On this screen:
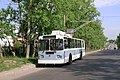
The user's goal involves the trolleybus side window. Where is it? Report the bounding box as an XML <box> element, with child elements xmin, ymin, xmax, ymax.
<box><xmin>77</xmin><ymin>40</ymin><xmax>80</xmax><ymax>48</ymax></box>
<box><xmin>74</xmin><ymin>39</ymin><xmax>78</xmax><ymax>48</ymax></box>
<box><xmin>69</xmin><ymin>39</ymin><xmax>74</xmax><ymax>48</ymax></box>
<box><xmin>81</xmin><ymin>41</ymin><xmax>85</xmax><ymax>48</ymax></box>
<box><xmin>67</xmin><ymin>38</ymin><xmax>70</xmax><ymax>48</ymax></box>
<box><xmin>64</xmin><ymin>39</ymin><xmax>69</xmax><ymax>49</ymax></box>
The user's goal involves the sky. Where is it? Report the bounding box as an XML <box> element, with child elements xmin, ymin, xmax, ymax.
<box><xmin>0</xmin><ymin>0</ymin><xmax>10</xmax><ymax>9</ymax></box>
<box><xmin>94</xmin><ymin>0</ymin><xmax>120</xmax><ymax>40</ymax></box>
<box><xmin>0</xmin><ymin>0</ymin><xmax>120</xmax><ymax>40</ymax></box>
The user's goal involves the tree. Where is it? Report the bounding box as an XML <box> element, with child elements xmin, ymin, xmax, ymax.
<box><xmin>116</xmin><ymin>33</ymin><xmax>120</xmax><ymax>49</ymax></box>
<box><xmin>0</xmin><ymin>7</ymin><xmax>16</xmax><ymax>57</ymax></box>
<box><xmin>2</xmin><ymin>0</ymin><xmax>106</xmax><ymax>58</ymax></box>
<box><xmin>108</xmin><ymin>40</ymin><xmax>115</xmax><ymax>43</ymax></box>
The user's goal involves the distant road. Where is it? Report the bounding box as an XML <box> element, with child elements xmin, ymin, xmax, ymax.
<box><xmin>107</xmin><ymin>43</ymin><xmax>118</xmax><ymax>50</ymax></box>
<box><xmin>16</xmin><ymin>50</ymin><xmax>120</xmax><ymax>80</ymax></box>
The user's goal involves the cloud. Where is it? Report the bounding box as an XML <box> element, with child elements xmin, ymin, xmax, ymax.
<box><xmin>94</xmin><ymin>0</ymin><xmax>120</xmax><ymax>8</ymax></box>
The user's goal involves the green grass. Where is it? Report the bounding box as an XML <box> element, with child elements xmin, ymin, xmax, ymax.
<box><xmin>86</xmin><ymin>49</ymin><xmax>100</xmax><ymax>52</ymax></box>
<box><xmin>0</xmin><ymin>57</ymin><xmax>29</xmax><ymax>72</ymax></box>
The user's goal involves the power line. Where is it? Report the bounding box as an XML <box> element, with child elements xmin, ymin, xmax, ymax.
<box><xmin>98</xmin><ymin>16</ymin><xmax>120</xmax><ymax>22</ymax></box>
<box><xmin>100</xmin><ymin>16</ymin><xmax>120</xmax><ymax>17</ymax></box>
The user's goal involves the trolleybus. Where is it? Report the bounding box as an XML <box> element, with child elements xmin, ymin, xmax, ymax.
<box><xmin>38</xmin><ymin>30</ymin><xmax>85</xmax><ymax>64</ymax></box>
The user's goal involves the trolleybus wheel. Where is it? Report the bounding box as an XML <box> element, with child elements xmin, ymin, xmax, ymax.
<box><xmin>79</xmin><ymin>52</ymin><xmax>82</xmax><ymax>60</ymax></box>
<box><xmin>68</xmin><ymin>54</ymin><xmax>72</xmax><ymax>64</ymax></box>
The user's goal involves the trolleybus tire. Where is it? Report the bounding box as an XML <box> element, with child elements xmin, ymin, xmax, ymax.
<box><xmin>79</xmin><ymin>52</ymin><xmax>82</xmax><ymax>60</ymax></box>
<box><xmin>68</xmin><ymin>54</ymin><xmax>72</xmax><ymax>64</ymax></box>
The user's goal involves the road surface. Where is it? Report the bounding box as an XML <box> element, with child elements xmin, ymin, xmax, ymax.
<box><xmin>16</xmin><ymin>50</ymin><xmax>120</xmax><ymax>80</ymax></box>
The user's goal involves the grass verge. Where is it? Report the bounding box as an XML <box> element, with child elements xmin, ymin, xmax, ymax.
<box><xmin>86</xmin><ymin>49</ymin><xmax>100</xmax><ymax>52</ymax></box>
<box><xmin>0</xmin><ymin>57</ymin><xmax>30</xmax><ymax>72</ymax></box>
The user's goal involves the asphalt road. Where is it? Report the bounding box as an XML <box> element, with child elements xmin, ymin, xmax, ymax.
<box><xmin>16</xmin><ymin>50</ymin><xmax>120</xmax><ymax>80</ymax></box>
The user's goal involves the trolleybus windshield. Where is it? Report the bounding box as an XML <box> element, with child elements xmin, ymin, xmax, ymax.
<box><xmin>40</xmin><ymin>39</ymin><xmax>63</xmax><ymax>50</ymax></box>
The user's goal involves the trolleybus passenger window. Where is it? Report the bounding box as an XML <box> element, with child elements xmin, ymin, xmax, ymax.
<box><xmin>64</xmin><ymin>39</ymin><xmax>69</xmax><ymax>49</ymax></box>
<box><xmin>70</xmin><ymin>39</ymin><xmax>74</xmax><ymax>48</ymax></box>
<box><xmin>77</xmin><ymin>40</ymin><xmax>80</xmax><ymax>48</ymax></box>
<box><xmin>75</xmin><ymin>39</ymin><xmax>77</xmax><ymax>48</ymax></box>
<box><xmin>81</xmin><ymin>41</ymin><xmax>84</xmax><ymax>48</ymax></box>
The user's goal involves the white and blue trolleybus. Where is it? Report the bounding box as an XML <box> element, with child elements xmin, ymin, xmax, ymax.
<box><xmin>38</xmin><ymin>30</ymin><xmax>85</xmax><ymax>64</ymax></box>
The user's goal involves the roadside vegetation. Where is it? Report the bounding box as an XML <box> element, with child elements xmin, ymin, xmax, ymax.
<box><xmin>116</xmin><ymin>33</ymin><xmax>120</xmax><ymax>49</ymax></box>
<box><xmin>0</xmin><ymin>57</ymin><xmax>37</xmax><ymax>72</ymax></box>
<box><xmin>0</xmin><ymin>57</ymin><xmax>27</xmax><ymax>72</ymax></box>
<box><xmin>0</xmin><ymin>0</ymin><xmax>107</xmax><ymax>71</ymax></box>
<box><xmin>0</xmin><ymin>0</ymin><xmax>106</xmax><ymax>58</ymax></box>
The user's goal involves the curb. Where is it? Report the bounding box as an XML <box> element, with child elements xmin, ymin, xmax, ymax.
<box><xmin>0</xmin><ymin>50</ymin><xmax>101</xmax><ymax>80</ymax></box>
<box><xmin>85</xmin><ymin>50</ymin><xmax>101</xmax><ymax>55</ymax></box>
<box><xmin>0</xmin><ymin>63</ymin><xmax>46</xmax><ymax>80</ymax></box>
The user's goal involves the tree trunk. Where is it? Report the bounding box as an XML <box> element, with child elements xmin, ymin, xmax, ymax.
<box><xmin>0</xmin><ymin>53</ymin><xmax>3</xmax><ymax>58</ymax></box>
<box><xmin>18</xmin><ymin>0</ymin><xmax>23</xmax><ymax>34</ymax></box>
<box><xmin>32</xmin><ymin>40</ymin><xmax>36</xmax><ymax>57</ymax></box>
<box><xmin>26</xmin><ymin>42</ymin><xmax>30</xmax><ymax>58</ymax></box>
<box><xmin>26</xmin><ymin>0</ymin><xmax>32</xmax><ymax>59</ymax></box>
<box><xmin>0</xmin><ymin>47</ymin><xmax>3</xmax><ymax>58</ymax></box>
<box><xmin>26</xmin><ymin>16</ymin><xmax>30</xmax><ymax>59</ymax></box>
<box><xmin>64</xmin><ymin>15</ymin><xmax>67</xmax><ymax>32</ymax></box>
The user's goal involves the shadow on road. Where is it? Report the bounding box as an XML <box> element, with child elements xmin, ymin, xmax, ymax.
<box><xmin>35</xmin><ymin>59</ymin><xmax>78</xmax><ymax>68</ymax></box>
<box><xmin>63</xmin><ymin>50</ymin><xmax>120</xmax><ymax>80</ymax></box>
<box><xmin>15</xmin><ymin>50</ymin><xmax>120</xmax><ymax>80</ymax></box>
<box><xmin>28</xmin><ymin>59</ymin><xmax>65</xmax><ymax>68</ymax></box>
<box><xmin>36</xmin><ymin>64</ymin><xmax>65</xmax><ymax>68</ymax></box>
<box><xmin>29</xmin><ymin>50</ymin><xmax>120</xmax><ymax>80</ymax></box>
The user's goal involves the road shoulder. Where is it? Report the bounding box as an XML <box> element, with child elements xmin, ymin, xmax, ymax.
<box><xmin>0</xmin><ymin>50</ymin><xmax>100</xmax><ymax>80</ymax></box>
<box><xmin>0</xmin><ymin>63</ymin><xmax>46</xmax><ymax>80</ymax></box>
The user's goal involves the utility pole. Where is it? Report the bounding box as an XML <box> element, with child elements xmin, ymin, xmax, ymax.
<box><xmin>64</xmin><ymin>15</ymin><xmax>67</xmax><ymax>32</ymax></box>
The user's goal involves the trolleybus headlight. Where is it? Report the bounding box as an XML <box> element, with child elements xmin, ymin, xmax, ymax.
<box><xmin>40</xmin><ymin>55</ymin><xmax>44</xmax><ymax>58</ymax></box>
<box><xmin>57</xmin><ymin>55</ymin><xmax>62</xmax><ymax>58</ymax></box>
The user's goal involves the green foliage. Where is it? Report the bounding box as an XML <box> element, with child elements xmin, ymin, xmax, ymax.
<box><xmin>0</xmin><ymin>7</ymin><xmax>16</xmax><ymax>38</ymax></box>
<box><xmin>108</xmin><ymin>40</ymin><xmax>115</xmax><ymax>43</ymax></box>
<box><xmin>116</xmin><ymin>33</ymin><xmax>120</xmax><ymax>49</ymax></box>
<box><xmin>0</xmin><ymin>0</ymin><xmax>107</xmax><ymax>58</ymax></box>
